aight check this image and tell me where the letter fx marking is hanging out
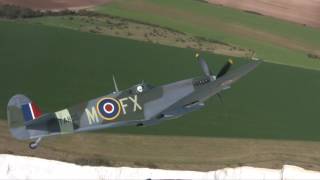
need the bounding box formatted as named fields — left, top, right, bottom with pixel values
left=129, top=95, right=142, bottom=111
left=119, top=95, right=142, bottom=115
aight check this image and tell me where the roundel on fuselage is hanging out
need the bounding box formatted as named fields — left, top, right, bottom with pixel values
left=96, top=97, right=121, bottom=120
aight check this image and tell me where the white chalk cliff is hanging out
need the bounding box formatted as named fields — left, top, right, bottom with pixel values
left=0, top=154, right=320, bottom=180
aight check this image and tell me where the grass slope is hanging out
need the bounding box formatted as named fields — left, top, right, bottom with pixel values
left=24, top=15, right=252, bottom=57
left=1, top=21, right=320, bottom=141
left=95, top=0, right=320, bottom=70
left=2, top=121, right=320, bottom=171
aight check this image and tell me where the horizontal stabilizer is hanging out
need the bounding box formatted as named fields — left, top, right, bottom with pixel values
left=24, top=113, right=54, bottom=128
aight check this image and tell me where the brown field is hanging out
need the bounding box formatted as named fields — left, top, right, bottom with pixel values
left=1, top=121, right=320, bottom=171
left=207, top=0, right=320, bottom=28
left=1, top=0, right=319, bottom=28
left=0, top=0, right=112, bottom=10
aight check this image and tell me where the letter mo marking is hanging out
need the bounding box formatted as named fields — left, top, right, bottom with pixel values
left=85, top=107, right=99, bottom=125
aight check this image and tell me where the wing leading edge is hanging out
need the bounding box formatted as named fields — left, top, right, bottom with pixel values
left=214, top=60, right=262, bottom=89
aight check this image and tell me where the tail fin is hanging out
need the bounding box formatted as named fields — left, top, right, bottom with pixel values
left=7, top=94, right=42, bottom=140
left=21, top=101, right=42, bottom=122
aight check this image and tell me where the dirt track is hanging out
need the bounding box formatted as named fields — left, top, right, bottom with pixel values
left=0, top=0, right=112, bottom=10
left=2, top=121, right=320, bottom=171
left=207, top=0, right=320, bottom=28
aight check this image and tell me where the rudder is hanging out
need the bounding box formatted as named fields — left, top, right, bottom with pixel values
left=7, top=94, right=42, bottom=140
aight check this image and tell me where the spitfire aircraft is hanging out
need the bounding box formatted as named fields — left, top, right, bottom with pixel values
left=7, top=54, right=261, bottom=149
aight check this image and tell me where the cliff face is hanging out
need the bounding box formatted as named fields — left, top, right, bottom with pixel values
left=1, top=154, right=320, bottom=180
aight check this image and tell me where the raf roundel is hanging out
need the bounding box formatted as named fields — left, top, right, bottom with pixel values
left=96, top=97, right=121, bottom=121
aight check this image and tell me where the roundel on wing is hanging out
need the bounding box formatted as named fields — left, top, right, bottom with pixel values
left=96, top=97, right=121, bottom=120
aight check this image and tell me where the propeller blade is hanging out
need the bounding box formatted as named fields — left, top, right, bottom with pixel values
left=217, top=93, right=223, bottom=104
left=196, top=53, right=212, bottom=76
left=199, top=58, right=212, bottom=76
left=217, top=59, right=234, bottom=78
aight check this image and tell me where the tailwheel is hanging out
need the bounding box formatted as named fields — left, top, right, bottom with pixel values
left=29, top=142, right=38, bottom=149
left=28, top=137, right=42, bottom=150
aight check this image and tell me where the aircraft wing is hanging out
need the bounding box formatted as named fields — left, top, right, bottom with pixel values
left=154, top=60, right=261, bottom=120
left=213, top=60, right=262, bottom=90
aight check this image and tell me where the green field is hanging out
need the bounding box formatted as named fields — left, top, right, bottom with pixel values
left=95, top=0, right=320, bottom=70
left=24, top=15, right=253, bottom=58
left=1, top=20, right=320, bottom=141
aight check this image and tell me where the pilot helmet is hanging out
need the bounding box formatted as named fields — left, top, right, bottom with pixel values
left=136, top=85, right=144, bottom=93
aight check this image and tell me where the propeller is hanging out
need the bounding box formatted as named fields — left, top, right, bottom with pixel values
left=216, top=59, right=233, bottom=103
left=196, top=53, right=212, bottom=76
left=195, top=53, right=234, bottom=104
left=196, top=53, right=233, bottom=79
left=217, top=59, right=234, bottom=78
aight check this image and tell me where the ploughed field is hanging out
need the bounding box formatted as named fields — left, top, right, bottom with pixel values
left=207, top=0, right=320, bottom=28
left=1, top=21, right=320, bottom=141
